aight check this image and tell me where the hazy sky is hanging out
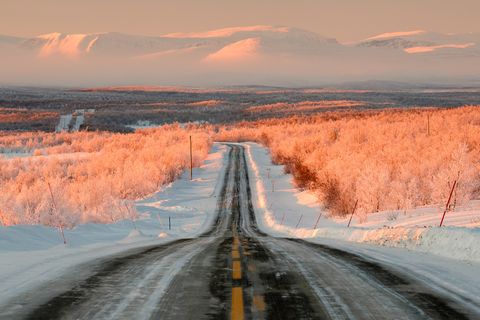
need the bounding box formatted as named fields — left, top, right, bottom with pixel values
left=1, top=0, right=479, bottom=41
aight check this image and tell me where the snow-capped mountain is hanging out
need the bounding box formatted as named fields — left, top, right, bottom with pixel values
left=20, top=32, right=192, bottom=58
left=11, top=26, right=340, bottom=59
left=357, top=30, right=479, bottom=54
left=1, top=26, right=479, bottom=86
left=4, top=26, right=478, bottom=59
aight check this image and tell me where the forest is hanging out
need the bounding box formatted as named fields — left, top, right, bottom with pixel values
left=219, top=106, right=480, bottom=218
left=0, top=106, right=479, bottom=226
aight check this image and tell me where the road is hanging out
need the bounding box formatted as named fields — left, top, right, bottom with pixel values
left=3, top=145, right=477, bottom=319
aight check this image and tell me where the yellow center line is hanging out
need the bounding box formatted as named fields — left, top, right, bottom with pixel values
left=232, top=249, right=240, bottom=259
left=231, top=234, right=244, bottom=319
left=231, top=287, right=244, bottom=320
left=232, top=260, right=242, bottom=280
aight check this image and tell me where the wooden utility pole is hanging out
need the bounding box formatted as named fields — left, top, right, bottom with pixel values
left=427, top=114, right=430, bottom=136
left=347, top=200, right=359, bottom=228
left=439, top=180, right=457, bottom=227
left=189, top=135, right=193, bottom=180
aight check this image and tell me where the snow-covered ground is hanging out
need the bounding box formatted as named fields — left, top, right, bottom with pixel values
left=0, top=151, right=32, bottom=159
left=126, top=120, right=160, bottom=130
left=1, top=151, right=94, bottom=161
left=127, top=121, right=208, bottom=131
left=243, top=142, right=480, bottom=263
left=242, top=142, right=480, bottom=310
left=0, top=143, right=228, bottom=305
left=1, top=141, right=479, bottom=309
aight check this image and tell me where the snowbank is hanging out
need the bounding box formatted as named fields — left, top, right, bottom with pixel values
left=310, top=226, right=480, bottom=262
left=0, top=143, right=228, bottom=304
left=244, top=142, right=480, bottom=263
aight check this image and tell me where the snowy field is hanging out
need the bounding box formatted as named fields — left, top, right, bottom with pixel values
left=243, top=142, right=480, bottom=263
left=0, top=142, right=479, bottom=308
left=242, top=142, right=480, bottom=310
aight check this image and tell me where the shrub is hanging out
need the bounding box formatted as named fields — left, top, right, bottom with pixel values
left=0, top=125, right=212, bottom=227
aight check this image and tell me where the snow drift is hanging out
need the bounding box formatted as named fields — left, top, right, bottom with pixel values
left=243, top=142, right=480, bottom=263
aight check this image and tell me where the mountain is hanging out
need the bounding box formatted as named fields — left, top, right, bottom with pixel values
left=1, top=26, right=479, bottom=86
left=13, top=26, right=340, bottom=59
left=20, top=32, right=190, bottom=58
left=357, top=30, right=480, bottom=54
left=8, top=27, right=478, bottom=59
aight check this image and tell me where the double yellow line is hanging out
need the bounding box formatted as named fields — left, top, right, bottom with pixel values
left=231, top=234, right=244, bottom=320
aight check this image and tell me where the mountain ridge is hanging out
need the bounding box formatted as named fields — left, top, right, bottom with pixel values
left=1, top=26, right=479, bottom=86
left=2, top=26, right=478, bottom=58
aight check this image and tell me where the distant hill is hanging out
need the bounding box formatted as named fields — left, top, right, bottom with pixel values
left=1, top=26, right=479, bottom=86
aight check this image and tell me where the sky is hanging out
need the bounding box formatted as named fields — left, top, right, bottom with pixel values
left=1, top=0, right=480, bottom=42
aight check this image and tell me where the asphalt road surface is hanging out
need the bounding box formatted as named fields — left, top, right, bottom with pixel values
left=2, top=145, right=478, bottom=320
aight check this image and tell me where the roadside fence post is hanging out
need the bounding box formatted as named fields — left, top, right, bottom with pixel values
left=189, top=135, right=193, bottom=180
left=313, top=211, right=323, bottom=230
left=295, top=214, right=304, bottom=229
left=439, top=180, right=457, bottom=227
left=347, top=200, right=359, bottom=228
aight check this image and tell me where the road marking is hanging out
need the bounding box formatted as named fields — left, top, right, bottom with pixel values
left=232, top=260, right=242, bottom=280
left=231, top=287, right=244, bottom=320
left=253, top=295, right=266, bottom=312
left=232, top=249, right=240, bottom=259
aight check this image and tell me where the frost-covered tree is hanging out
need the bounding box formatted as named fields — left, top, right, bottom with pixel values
left=0, top=125, right=212, bottom=226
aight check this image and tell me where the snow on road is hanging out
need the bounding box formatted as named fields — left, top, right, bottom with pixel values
left=0, top=141, right=479, bottom=313
left=0, top=143, right=228, bottom=306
